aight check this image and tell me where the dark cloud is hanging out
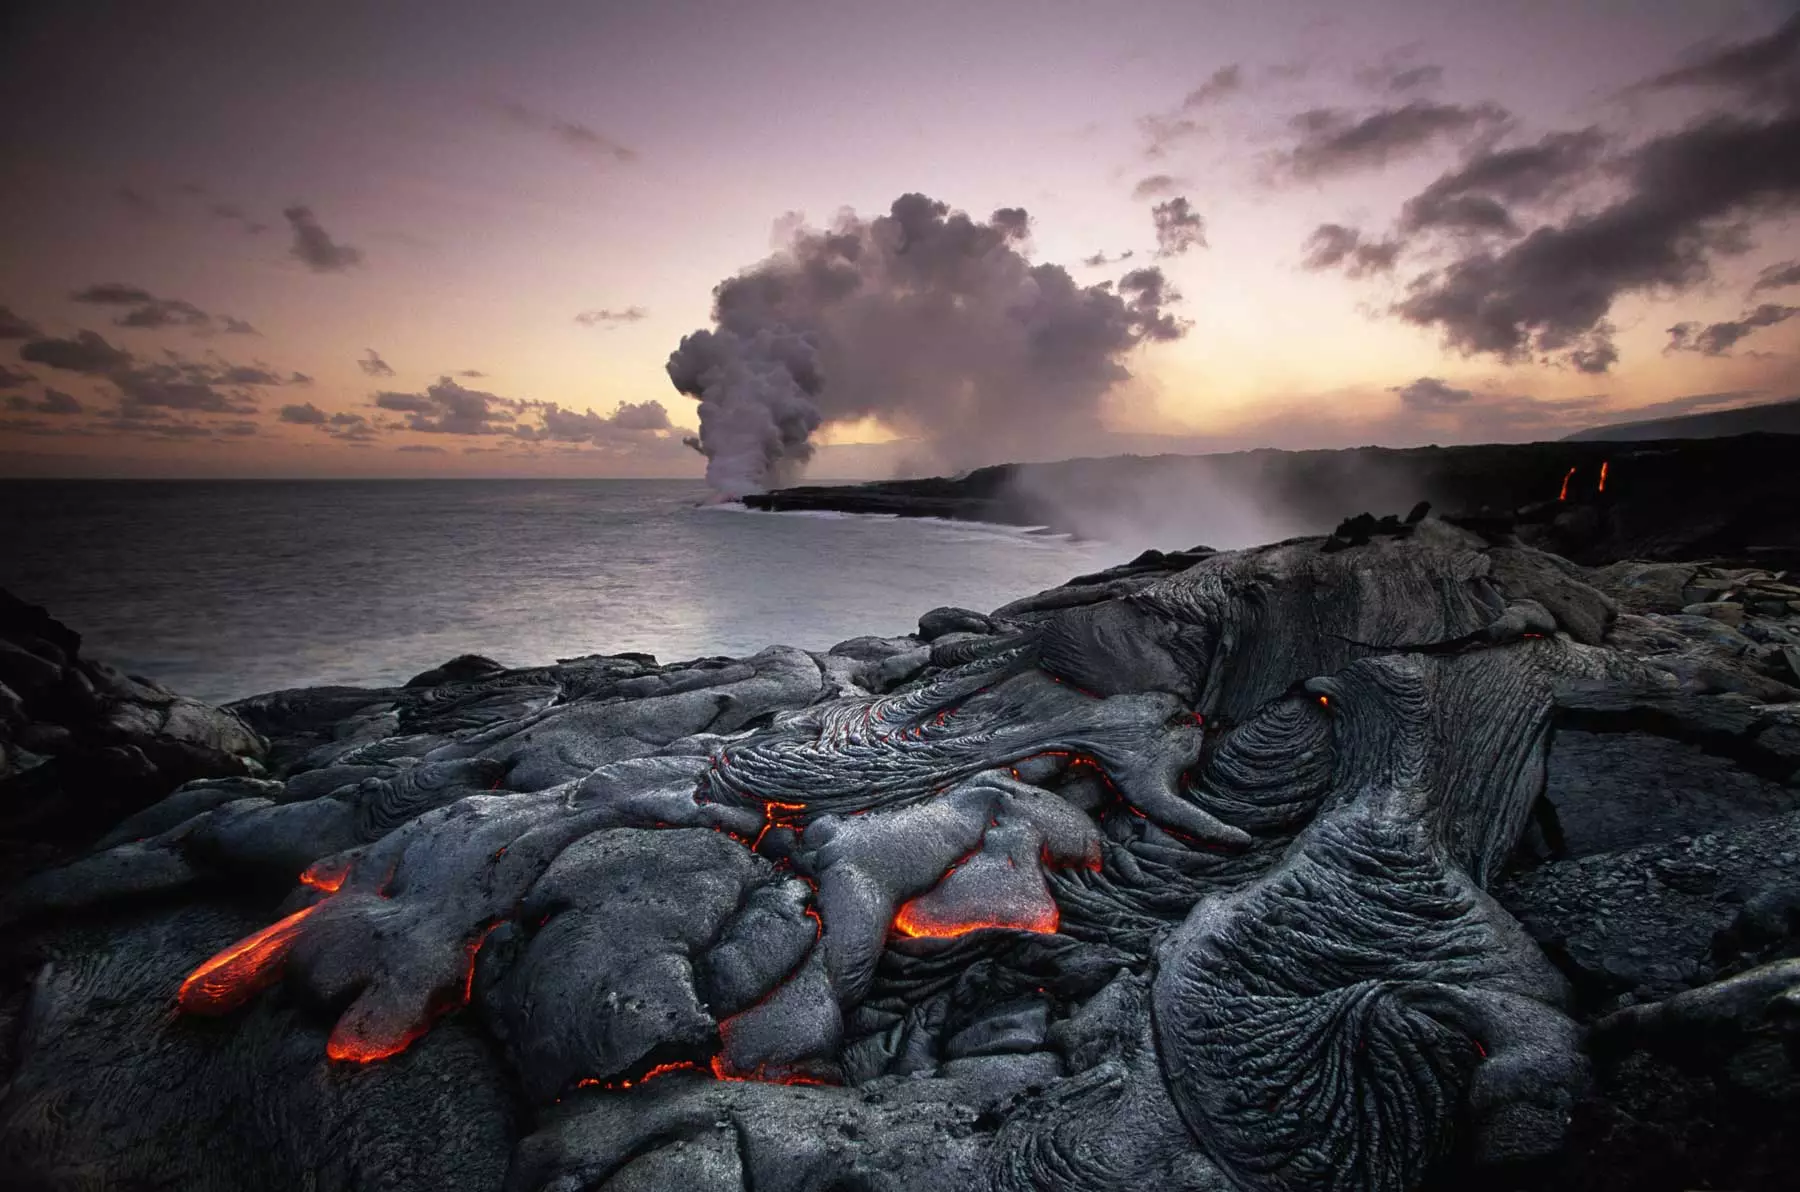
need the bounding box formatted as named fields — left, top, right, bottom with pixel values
left=1300, top=224, right=1401, bottom=278
left=1398, top=129, right=1606, bottom=236
left=374, top=377, right=526, bottom=435
left=1640, top=12, right=1800, bottom=105
left=1139, top=113, right=1203, bottom=158
left=19, top=330, right=134, bottom=374
left=283, top=206, right=364, bottom=272
left=1752, top=259, right=1800, bottom=293
left=20, top=329, right=295, bottom=416
left=1387, top=15, right=1800, bottom=372
left=1281, top=100, right=1509, bottom=180
left=216, top=420, right=259, bottom=437
left=1080, top=249, right=1136, bottom=267
left=358, top=348, right=395, bottom=377
left=30, top=390, right=80, bottom=415
left=1391, top=376, right=1475, bottom=409
left=397, top=444, right=446, bottom=454
left=279, top=402, right=329, bottom=425
left=454, top=369, right=487, bottom=378
left=116, top=187, right=161, bottom=218
left=1151, top=197, right=1207, bottom=257
left=668, top=193, right=1189, bottom=493
left=1384, top=376, right=1610, bottom=436
left=575, top=307, right=649, bottom=327
left=1118, top=267, right=1189, bottom=341
left=288, top=371, right=314, bottom=386
left=1356, top=62, right=1445, bottom=94
left=0, top=365, right=32, bottom=390
left=1666, top=303, right=1799, bottom=354
left=0, top=306, right=39, bottom=340
left=1182, top=64, right=1243, bottom=109
left=70, top=283, right=155, bottom=305
left=209, top=203, right=270, bottom=235
left=500, top=101, right=637, bottom=163
left=990, top=207, right=1031, bottom=241
left=1131, top=174, right=1186, bottom=201
left=71, top=283, right=257, bottom=335
left=514, top=399, right=675, bottom=443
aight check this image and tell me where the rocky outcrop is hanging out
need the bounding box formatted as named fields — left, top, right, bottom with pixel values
left=0, top=589, right=266, bottom=880
left=2, top=517, right=1798, bottom=1192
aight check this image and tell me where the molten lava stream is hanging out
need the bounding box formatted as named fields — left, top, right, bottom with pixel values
left=177, top=901, right=325, bottom=1015
left=891, top=899, right=1059, bottom=939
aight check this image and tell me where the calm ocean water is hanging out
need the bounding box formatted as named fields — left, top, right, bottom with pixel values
left=0, top=480, right=1111, bottom=704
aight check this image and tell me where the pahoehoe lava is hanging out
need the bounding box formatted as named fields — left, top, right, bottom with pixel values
left=3, top=511, right=1799, bottom=1190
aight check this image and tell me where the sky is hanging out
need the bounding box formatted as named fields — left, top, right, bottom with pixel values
left=1, top=0, right=1798, bottom=482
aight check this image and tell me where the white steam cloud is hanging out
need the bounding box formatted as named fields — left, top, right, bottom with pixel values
left=667, top=193, right=1187, bottom=496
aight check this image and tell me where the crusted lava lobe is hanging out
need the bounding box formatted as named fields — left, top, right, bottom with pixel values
left=4, top=514, right=1800, bottom=1191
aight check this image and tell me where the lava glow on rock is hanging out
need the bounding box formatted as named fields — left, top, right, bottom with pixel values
left=176, top=901, right=325, bottom=1016
left=892, top=898, right=1060, bottom=939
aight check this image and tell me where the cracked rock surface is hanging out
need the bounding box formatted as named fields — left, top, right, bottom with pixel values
left=2, top=515, right=1798, bottom=1191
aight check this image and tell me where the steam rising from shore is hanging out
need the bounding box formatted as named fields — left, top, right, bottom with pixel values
left=668, top=193, right=1187, bottom=496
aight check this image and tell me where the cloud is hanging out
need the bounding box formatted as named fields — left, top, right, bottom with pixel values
left=575, top=307, right=649, bottom=327
left=7, top=389, right=81, bottom=415
left=209, top=203, right=269, bottom=235
left=283, top=205, right=364, bottom=272
left=1131, top=174, right=1187, bottom=201
left=1382, top=376, right=1609, bottom=437
left=514, top=398, right=675, bottom=443
left=1752, top=259, right=1800, bottom=293
left=500, top=101, right=637, bottom=163
left=1356, top=61, right=1445, bottom=94
left=19, top=329, right=298, bottom=416
left=1390, top=376, right=1475, bottom=409
left=1666, top=303, right=1798, bottom=354
left=1384, top=15, right=1800, bottom=373
left=0, top=365, right=32, bottom=390
left=1397, top=128, right=1606, bottom=237
left=1300, top=224, right=1400, bottom=277
left=1639, top=12, right=1800, bottom=104
left=1151, top=197, right=1207, bottom=257
left=1139, top=112, right=1204, bottom=158
left=19, top=330, right=134, bottom=374
left=0, top=306, right=39, bottom=340
left=1183, top=64, right=1243, bottom=109
left=454, top=368, right=487, bottom=378
left=374, top=377, right=526, bottom=435
left=216, top=420, right=259, bottom=437
left=668, top=193, right=1189, bottom=493
left=279, top=401, right=329, bottom=424
left=1081, top=249, right=1135, bottom=267
left=397, top=444, right=446, bottom=453
left=1280, top=100, right=1509, bottom=180
left=358, top=348, right=396, bottom=377
left=116, top=187, right=161, bottom=218
left=71, top=282, right=240, bottom=333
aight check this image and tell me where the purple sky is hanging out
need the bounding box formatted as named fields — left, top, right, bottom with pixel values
left=2, top=0, right=1797, bottom=478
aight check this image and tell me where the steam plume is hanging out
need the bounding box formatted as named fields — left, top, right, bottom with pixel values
left=667, top=193, right=1186, bottom=495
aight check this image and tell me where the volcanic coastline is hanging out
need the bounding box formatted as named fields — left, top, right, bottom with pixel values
left=2, top=479, right=1799, bottom=1190
left=744, top=434, right=1800, bottom=570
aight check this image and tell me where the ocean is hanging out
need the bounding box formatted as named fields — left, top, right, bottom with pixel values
left=0, top=479, right=1110, bottom=705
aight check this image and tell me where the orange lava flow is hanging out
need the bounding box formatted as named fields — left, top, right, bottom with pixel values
left=891, top=898, right=1059, bottom=940
left=1598, top=459, right=1609, bottom=493
left=177, top=901, right=325, bottom=1015
left=1558, top=466, right=1576, bottom=501
left=299, top=857, right=350, bottom=893
left=709, top=1053, right=832, bottom=1086
left=576, top=1060, right=701, bottom=1091
left=326, top=1020, right=433, bottom=1065
left=752, top=799, right=808, bottom=851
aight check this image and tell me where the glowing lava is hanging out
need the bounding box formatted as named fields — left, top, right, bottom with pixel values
left=1558, top=466, right=1576, bottom=501
left=299, top=856, right=350, bottom=893
left=1598, top=459, right=1609, bottom=493
left=177, top=902, right=324, bottom=1015
left=892, top=899, right=1059, bottom=939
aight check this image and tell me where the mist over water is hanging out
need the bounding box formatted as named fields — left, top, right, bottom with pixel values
left=0, top=480, right=1112, bottom=705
